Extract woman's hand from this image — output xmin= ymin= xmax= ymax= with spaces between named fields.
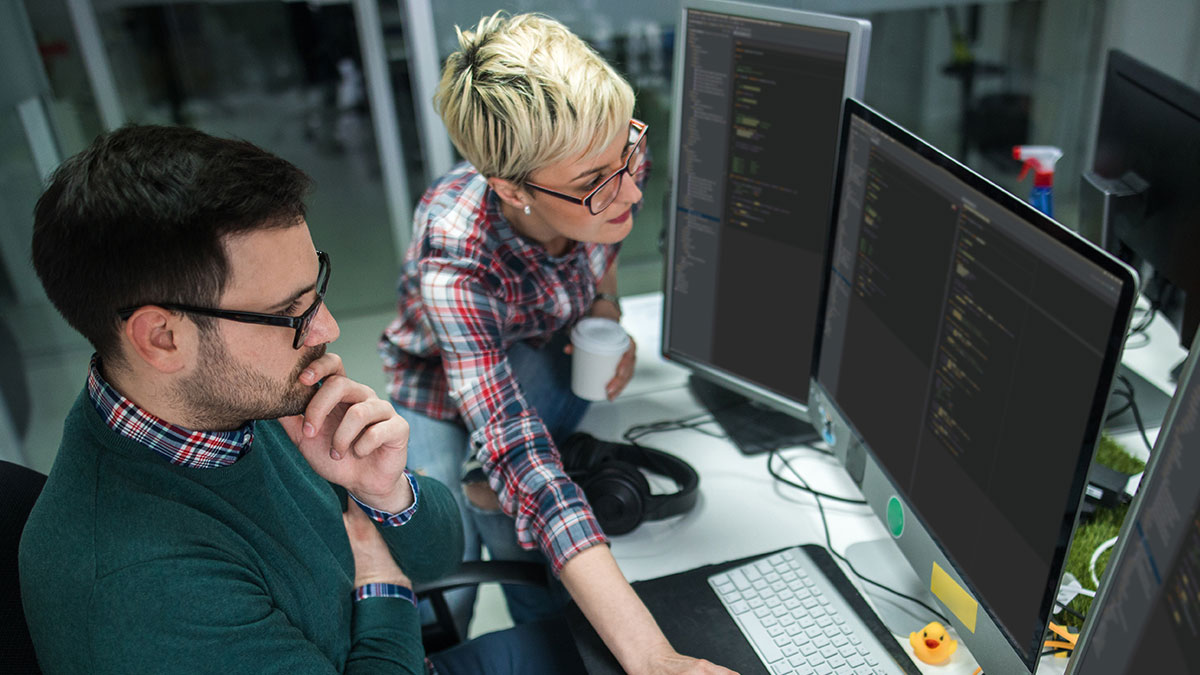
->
xmin=564 ymin=334 xmax=638 ymax=400
xmin=605 ymin=336 xmax=637 ymax=400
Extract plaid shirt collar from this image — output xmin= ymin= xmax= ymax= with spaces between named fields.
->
xmin=86 ymin=355 xmax=254 ymax=468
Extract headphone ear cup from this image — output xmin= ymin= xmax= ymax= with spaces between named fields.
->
xmin=559 ymin=432 xmax=602 ymax=474
xmin=581 ymin=460 xmax=650 ymax=536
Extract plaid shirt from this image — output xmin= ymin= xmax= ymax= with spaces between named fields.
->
xmin=380 ymin=162 xmax=621 ymax=573
xmin=86 ymin=356 xmax=418 ymax=602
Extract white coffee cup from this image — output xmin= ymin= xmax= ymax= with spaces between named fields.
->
xmin=570 ymin=317 xmax=631 ymax=401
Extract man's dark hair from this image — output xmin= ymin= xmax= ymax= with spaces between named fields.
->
xmin=32 ymin=125 xmax=313 ymax=366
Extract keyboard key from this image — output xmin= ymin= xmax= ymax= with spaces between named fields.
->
xmin=846 ymin=655 xmax=865 ymax=669
xmin=731 ymin=571 xmax=751 ymax=591
xmin=827 ymin=656 xmax=846 ymax=670
xmin=770 ymin=664 xmax=790 ymax=675
xmin=729 ymin=601 xmax=750 ymax=614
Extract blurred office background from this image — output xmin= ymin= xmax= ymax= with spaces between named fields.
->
xmin=3 ymin=0 xmax=1199 ymax=476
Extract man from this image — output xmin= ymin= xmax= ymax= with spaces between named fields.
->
xmin=18 ymin=125 xmax=579 ymax=674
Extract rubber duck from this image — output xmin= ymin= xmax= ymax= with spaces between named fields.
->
xmin=909 ymin=621 xmax=958 ymax=665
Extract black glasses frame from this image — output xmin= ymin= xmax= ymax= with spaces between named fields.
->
xmin=525 ymin=119 xmax=649 ymax=215
xmin=117 ymin=250 xmax=331 ymax=350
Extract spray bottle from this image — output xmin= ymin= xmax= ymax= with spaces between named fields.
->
xmin=1013 ymin=145 xmax=1063 ymax=218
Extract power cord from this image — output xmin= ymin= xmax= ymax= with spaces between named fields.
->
xmin=769 ymin=448 xmax=952 ymax=626
xmin=622 ymin=409 xmax=726 ymax=447
xmin=767 ymin=449 xmax=865 ymax=505
xmin=1113 ymin=374 xmax=1155 ymax=453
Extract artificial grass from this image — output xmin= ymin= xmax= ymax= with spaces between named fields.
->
xmin=1058 ymin=433 xmax=1147 ymax=629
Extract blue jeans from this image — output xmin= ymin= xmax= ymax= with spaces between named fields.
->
xmin=396 ymin=334 xmax=588 ymax=635
xmin=427 ymin=617 xmax=585 ymax=675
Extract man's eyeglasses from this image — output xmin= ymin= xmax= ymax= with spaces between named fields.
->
xmin=525 ymin=119 xmax=648 ymax=216
xmin=117 ymin=250 xmax=331 ymax=350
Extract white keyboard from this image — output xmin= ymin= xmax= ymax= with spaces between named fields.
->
xmin=708 ymin=547 xmax=908 ymax=675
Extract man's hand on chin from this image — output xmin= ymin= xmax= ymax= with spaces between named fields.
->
xmin=279 ymin=352 xmax=413 ymax=514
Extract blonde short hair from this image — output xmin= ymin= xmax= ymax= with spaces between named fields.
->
xmin=434 ymin=12 xmax=635 ymax=183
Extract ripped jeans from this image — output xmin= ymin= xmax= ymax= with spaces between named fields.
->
xmin=393 ymin=333 xmax=588 ymax=636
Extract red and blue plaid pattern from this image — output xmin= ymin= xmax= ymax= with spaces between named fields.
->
xmin=380 ymin=163 xmax=621 ymax=573
xmin=352 ymin=583 xmax=417 ymax=606
xmin=350 ymin=476 xmax=420 ymax=528
xmin=87 ymin=356 xmax=252 ymax=468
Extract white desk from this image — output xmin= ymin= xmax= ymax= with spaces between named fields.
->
xmin=575 ymin=291 xmax=1181 ymax=675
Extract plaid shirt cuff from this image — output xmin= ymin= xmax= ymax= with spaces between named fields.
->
xmin=353 ymin=583 xmax=417 ymax=605
xmin=350 ymin=471 xmax=420 ymax=526
xmin=537 ymin=489 xmax=609 ymax=575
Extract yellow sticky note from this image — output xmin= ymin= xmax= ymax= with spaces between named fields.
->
xmin=930 ymin=562 xmax=979 ymax=633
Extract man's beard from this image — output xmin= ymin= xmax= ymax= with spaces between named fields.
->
xmin=174 ymin=333 xmax=327 ymax=430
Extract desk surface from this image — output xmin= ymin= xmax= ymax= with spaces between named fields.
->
xmin=572 ymin=292 xmax=1182 ymax=675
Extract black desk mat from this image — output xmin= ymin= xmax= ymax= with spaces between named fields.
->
xmin=566 ymin=545 xmax=921 ymax=674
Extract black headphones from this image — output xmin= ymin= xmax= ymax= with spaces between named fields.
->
xmin=559 ymin=432 xmax=699 ymax=536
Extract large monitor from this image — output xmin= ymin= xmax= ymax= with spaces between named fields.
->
xmin=1081 ymin=49 xmax=1200 ymax=355
xmin=662 ymin=0 xmax=870 ymax=450
xmin=809 ymin=100 xmax=1137 ymax=673
xmin=1065 ymin=330 xmax=1200 ymax=674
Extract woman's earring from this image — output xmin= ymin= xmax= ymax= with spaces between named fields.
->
xmin=523 ymin=204 xmax=531 ymax=215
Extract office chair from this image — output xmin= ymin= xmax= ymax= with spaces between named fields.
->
xmin=415 ymin=559 xmax=550 ymax=653
xmin=1 ymin=460 xmax=47 ymax=674
xmin=0 ymin=457 xmax=544 ymax=663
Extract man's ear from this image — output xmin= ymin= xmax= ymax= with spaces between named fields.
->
xmin=486 ymin=176 xmax=530 ymax=211
xmin=122 ymin=306 xmax=192 ymax=374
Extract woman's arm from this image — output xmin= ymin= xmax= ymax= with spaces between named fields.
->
xmin=561 ymin=546 xmax=737 ymax=675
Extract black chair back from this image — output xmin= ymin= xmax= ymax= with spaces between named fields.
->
xmin=1 ymin=460 xmax=47 ymax=674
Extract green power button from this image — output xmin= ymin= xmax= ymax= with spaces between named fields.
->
xmin=887 ymin=496 xmax=904 ymax=537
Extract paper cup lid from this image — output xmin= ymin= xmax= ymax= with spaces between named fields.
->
xmin=570 ymin=317 xmax=630 ymax=355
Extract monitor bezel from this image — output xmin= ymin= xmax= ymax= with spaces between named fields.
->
xmin=809 ymin=98 xmax=1138 ymax=673
xmin=1065 ymin=328 xmax=1200 ymax=674
xmin=660 ymin=0 xmax=871 ymax=417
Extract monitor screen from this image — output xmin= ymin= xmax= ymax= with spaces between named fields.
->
xmin=1090 ymin=49 xmax=1200 ymax=349
xmin=662 ymin=0 xmax=869 ymax=416
xmin=1066 ymin=331 xmax=1200 ymax=674
xmin=810 ymin=100 xmax=1137 ymax=673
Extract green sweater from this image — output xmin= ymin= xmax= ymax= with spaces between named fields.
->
xmin=20 ymin=391 xmax=463 ymax=674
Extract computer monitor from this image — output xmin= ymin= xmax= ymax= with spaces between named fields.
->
xmin=1065 ymin=330 xmax=1200 ymax=674
xmin=808 ymin=99 xmax=1137 ymax=673
xmin=661 ymin=0 xmax=870 ymax=453
xmin=1081 ymin=49 xmax=1200 ymax=354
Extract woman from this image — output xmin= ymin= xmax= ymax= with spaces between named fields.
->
xmin=380 ymin=11 xmax=733 ymax=675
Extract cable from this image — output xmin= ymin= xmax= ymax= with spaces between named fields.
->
xmin=767 ymin=450 xmax=864 ymax=504
xmin=622 ymin=409 xmax=725 ymax=447
xmin=1054 ymin=602 xmax=1087 ymax=623
xmin=771 ymin=449 xmax=951 ymax=625
xmin=1114 ymin=374 xmax=1155 ymax=453
xmin=1126 ymin=304 xmax=1157 ymax=338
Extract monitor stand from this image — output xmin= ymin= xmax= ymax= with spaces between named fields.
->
xmin=1105 ymin=363 xmax=1173 ymax=435
xmin=688 ymin=374 xmax=821 ymax=455
xmin=843 ymin=538 xmax=942 ymax=637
